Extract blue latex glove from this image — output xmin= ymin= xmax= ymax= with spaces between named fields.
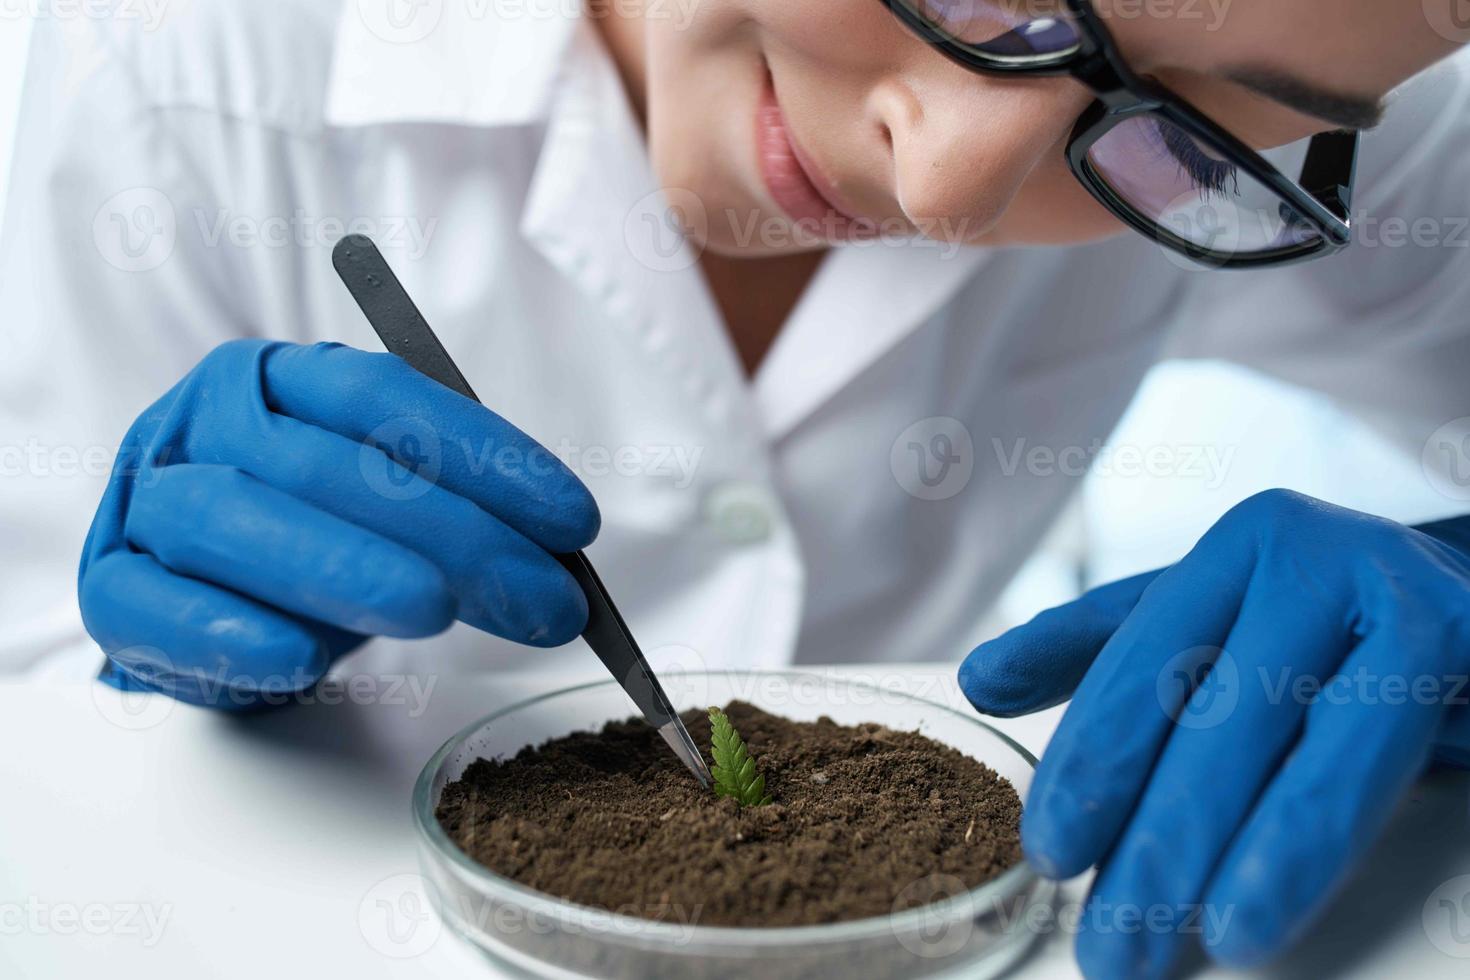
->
xmin=81 ymin=340 xmax=599 ymax=709
xmin=959 ymin=490 xmax=1470 ymax=978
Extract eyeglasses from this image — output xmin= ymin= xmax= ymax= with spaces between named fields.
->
xmin=879 ymin=0 xmax=1358 ymax=268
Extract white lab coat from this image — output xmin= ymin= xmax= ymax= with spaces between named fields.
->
xmin=3 ymin=0 xmax=1469 ymax=682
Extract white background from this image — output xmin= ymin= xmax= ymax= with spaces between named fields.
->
xmin=0 ymin=14 xmax=29 ymax=233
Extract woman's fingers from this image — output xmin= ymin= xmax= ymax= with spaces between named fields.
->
xmin=198 ymin=412 xmax=590 ymax=646
xmin=253 ymin=340 xmax=601 ymax=553
xmin=1022 ymin=516 xmax=1260 ymax=879
xmin=100 ymin=341 xmax=594 ymax=647
xmin=78 ymin=339 xmax=603 ymax=716
xmin=959 ymin=568 xmax=1163 ymax=718
xmin=1203 ymin=597 xmax=1458 ymax=968
xmin=1074 ymin=566 xmax=1354 ymax=979
xmin=125 ymin=464 xmax=456 ymax=638
xmin=1020 ymin=496 xmax=1470 ymax=972
xmin=80 ymin=550 xmax=360 ymax=708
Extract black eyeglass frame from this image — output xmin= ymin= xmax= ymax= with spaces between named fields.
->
xmin=879 ymin=0 xmax=1358 ymax=268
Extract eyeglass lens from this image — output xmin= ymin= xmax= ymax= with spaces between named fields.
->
xmin=1086 ymin=117 xmax=1321 ymax=254
xmin=902 ymin=0 xmax=1082 ymax=59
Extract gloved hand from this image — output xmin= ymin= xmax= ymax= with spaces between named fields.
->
xmin=959 ymin=489 xmax=1470 ymax=978
xmin=81 ymin=340 xmax=599 ymax=709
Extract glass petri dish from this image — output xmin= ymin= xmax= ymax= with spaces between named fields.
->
xmin=413 ymin=670 xmax=1054 ymax=979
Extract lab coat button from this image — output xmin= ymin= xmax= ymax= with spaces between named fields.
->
xmin=705 ymin=482 xmax=777 ymax=544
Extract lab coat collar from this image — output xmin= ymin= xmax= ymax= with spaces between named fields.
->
xmin=324 ymin=0 xmax=577 ymax=127
xmin=755 ymin=240 xmax=991 ymax=440
xmin=518 ymin=20 xmax=767 ymax=442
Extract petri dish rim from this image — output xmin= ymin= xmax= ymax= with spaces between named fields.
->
xmin=412 ymin=669 xmax=1042 ymax=950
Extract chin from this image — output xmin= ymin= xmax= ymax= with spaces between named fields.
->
xmin=696 ymin=215 xmax=836 ymax=258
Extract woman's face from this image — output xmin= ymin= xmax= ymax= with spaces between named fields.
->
xmin=622 ymin=0 xmax=1462 ymax=256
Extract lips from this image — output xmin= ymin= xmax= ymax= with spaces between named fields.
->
xmin=755 ymin=78 xmax=874 ymax=240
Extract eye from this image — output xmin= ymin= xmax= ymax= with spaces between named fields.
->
xmin=1151 ymin=118 xmax=1240 ymax=198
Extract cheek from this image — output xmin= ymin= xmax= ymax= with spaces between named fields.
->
xmin=639 ymin=0 xmax=891 ymax=256
xmin=640 ymin=14 xmax=767 ymax=250
xmin=980 ymin=144 xmax=1128 ymax=246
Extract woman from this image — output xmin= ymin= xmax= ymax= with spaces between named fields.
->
xmin=3 ymin=0 xmax=1468 ymax=974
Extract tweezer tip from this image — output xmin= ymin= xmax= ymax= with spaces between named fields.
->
xmin=658 ymin=719 xmax=713 ymax=789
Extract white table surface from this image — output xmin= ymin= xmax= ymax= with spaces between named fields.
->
xmin=2 ymin=665 xmax=1467 ymax=979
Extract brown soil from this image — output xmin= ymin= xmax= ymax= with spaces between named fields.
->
xmin=435 ymin=701 xmax=1023 ymax=928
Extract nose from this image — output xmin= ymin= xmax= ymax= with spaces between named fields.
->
xmin=867 ymin=73 xmax=1088 ymax=239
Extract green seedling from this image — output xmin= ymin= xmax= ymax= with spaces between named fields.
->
xmin=708 ymin=706 xmax=773 ymax=807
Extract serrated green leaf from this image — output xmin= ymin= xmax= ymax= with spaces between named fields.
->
xmin=746 ymin=774 xmax=767 ymax=807
xmin=707 ymin=706 xmax=774 ymax=808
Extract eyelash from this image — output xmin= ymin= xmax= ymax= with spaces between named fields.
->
xmin=1153 ymin=119 xmax=1240 ymax=198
